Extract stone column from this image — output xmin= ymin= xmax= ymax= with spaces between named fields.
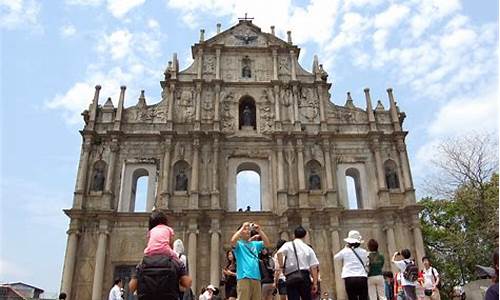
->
xmin=316 ymin=84 xmax=326 ymax=127
xmin=60 ymin=221 xmax=80 ymax=298
xmin=196 ymin=49 xmax=203 ymax=79
xmin=322 ymin=139 xmax=335 ymax=206
xmin=385 ymin=222 xmax=398 ymax=273
xmin=190 ymin=139 xmax=200 ymax=208
xmin=290 ymin=50 xmax=297 ymax=81
xmin=160 ymin=137 xmax=173 ymax=208
xmin=292 ymin=85 xmax=300 ymax=128
xmin=277 ymin=138 xmax=285 ymax=191
xmin=272 ymin=48 xmax=278 ymax=80
xmin=167 ymin=83 xmax=175 ymax=123
xmin=330 ymin=217 xmax=346 ymax=300
xmin=215 ymin=48 xmax=221 ymax=80
xmin=209 ymin=219 xmax=221 ymax=285
xmin=297 ymin=139 xmax=307 ymax=207
xmin=187 ymin=224 xmax=198 ymax=292
xmin=74 ymin=137 xmax=92 ymax=208
xmin=396 ymin=138 xmax=413 ymax=190
xmin=103 ymin=139 xmax=119 ymax=210
xmin=273 ymin=84 xmax=281 ymax=131
xmin=194 ymin=82 xmax=202 ymax=129
xmin=214 ymin=84 xmax=221 ymax=122
xmin=211 ymin=138 xmax=220 ymax=209
xmin=91 ymin=220 xmax=109 ymax=300
xmin=411 ymin=221 xmax=426 ymax=269
xmin=329 ymin=143 xmax=339 ymax=207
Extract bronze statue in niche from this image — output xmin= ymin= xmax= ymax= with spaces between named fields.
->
xmin=309 ymin=169 xmax=321 ymax=190
xmin=242 ymin=56 xmax=251 ymax=78
xmin=175 ymin=169 xmax=189 ymax=191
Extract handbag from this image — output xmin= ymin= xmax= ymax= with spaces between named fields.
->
xmin=431 ymin=268 xmax=441 ymax=289
xmin=424 ymin=289 xmax=433 ymax=296
xmin=350 ymin=247 xmax=369 ymax=273
xmin=285 ymin=241 xmax=305 ymax=285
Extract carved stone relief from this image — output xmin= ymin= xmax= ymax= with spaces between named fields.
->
xmin=176 ymin=89 xmax=195 ymax=123
xmin=280 ymin=85 xmax=293 ymax=122
xmin=203 ymin=55 xmax=215 ymax=74
xmin=298 ymin=87 xmax=319 ymax=123
xmin=259 ymin=89 xmax=274 ymax=133
xmin=221 ymin=91 xmax=236 ymax=132
xmin=202 ymin=88 xmax=214 ymax=121
xmin=279 ymin=56 xmax=290 ymax=75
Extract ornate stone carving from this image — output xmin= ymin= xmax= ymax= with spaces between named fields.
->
xmin=259 ymin=104 xmax=274 ymax=134
xmin=203 ymin=55 xmax=215 ymax=74
xmin=241 ymin=56 xmax=252 ymax=78
xmin=176 ymin=90 xmax=195 ymax=123
xmin=278 ymin=56 xmax=290 ymax=74
xmin=221 ymin=91 xmax=235 ymax=132
xmin=202 ymin=88 xmax=214 ymax=121
xmin=280 ymin=85 xmax=293 ymax=122
xmin=201 ymin=143 xmax=211 ymax=192
xmin=298 ymin=87 xmax=320 ymax=122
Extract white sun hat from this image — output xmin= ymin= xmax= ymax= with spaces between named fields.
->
xmin=344 ymin=230 xmax=364 ymax=244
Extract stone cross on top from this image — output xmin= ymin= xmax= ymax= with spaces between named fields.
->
xmin=238 ymin=13 xmax=254 ymax=21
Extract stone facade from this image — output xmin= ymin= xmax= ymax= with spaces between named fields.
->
xmin=60 ymin=20 xmax=425 ymax=300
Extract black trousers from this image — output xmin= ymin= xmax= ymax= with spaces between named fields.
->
xmin=286 ymin=270 xmax=312 ymax=300
xmin=344 ymin=277 xmax=368 ymax=300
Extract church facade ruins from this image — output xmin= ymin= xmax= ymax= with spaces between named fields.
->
xmin=60 ymin=20 xmax=425 ymax=300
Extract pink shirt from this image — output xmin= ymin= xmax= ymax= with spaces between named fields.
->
xmin=144 ymin=224 xmax=176 ymax=257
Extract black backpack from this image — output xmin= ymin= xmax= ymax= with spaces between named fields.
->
xmin=137 ymin=255 xmax=179 ymax=300
xmin=403 ymin=260 xmax=419 ymax=282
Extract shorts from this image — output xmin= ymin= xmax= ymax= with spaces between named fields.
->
xmin=278 ymin=279 xmax=287 ymax=295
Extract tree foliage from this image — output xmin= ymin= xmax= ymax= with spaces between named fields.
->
xmin=419 ymin=133 xmax=498 ymax=299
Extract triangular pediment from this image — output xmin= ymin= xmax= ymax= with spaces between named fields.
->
xmin=203 ymin=21 xmax=294 ymax=49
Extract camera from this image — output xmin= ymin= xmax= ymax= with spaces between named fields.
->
xmin=272 ymin=288 xmax=278 ymax=296
xmin=249 ymin=223 xmax=256 ymax=231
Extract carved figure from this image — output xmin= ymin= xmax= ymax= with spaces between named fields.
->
xmin=234 ymin=33 xmax=258 ymax=45
xmin=242 ymin=105 xmax=253 ymax=126
xmin=385 ymin=168 xmax=399 ymax=189
xmin=175 ymin=169 xmax=189 ymax=191
xmin=309 ymin=169 xmax=321 ymax=190
xmin=242 ymin=56 xmax=251 ymax=78
xmin=91 ymin=168 xmax=105 ymax=191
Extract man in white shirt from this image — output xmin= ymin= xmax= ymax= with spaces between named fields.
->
xmin=276 ymin=226 xmax=319 ymax=300
xmin=108 ymin=278 xmax=123 ymax=300
xmin=392 ymin=249 xmax=417 ymax=300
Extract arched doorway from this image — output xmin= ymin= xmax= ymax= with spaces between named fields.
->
xmin=236 ymin=162 xmax=261 ymax=211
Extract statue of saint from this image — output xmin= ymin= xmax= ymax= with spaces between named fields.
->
xmin=242 ymin=65 xmax=251 ymax=78
xmin=242 ymin=105 xmax=253 ymax=126
xmin=385 ymin=168 xmax=399 ymax=189
xmin=175 ymin=169 xmax=189 ymax=191
xmin=309 ymin=169 xmax=321 ymax=190
xmin=91 ymin=168 xmax=105 ymax=191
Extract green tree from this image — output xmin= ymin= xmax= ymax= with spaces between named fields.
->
xmin=419 ymin=134 xmax=498 ymax=299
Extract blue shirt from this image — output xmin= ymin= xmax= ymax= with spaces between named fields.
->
xmin=234 ymin=240 xmax=264 ymax=280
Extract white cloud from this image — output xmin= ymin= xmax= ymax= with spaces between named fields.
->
xmin=60 ymin=24 xmax=77 ymax=37
xmin=65 ymin=0 xmax=102 ymax=6
xmin=107 ymin=0 xmax=145 ymax=18
xmin=0 ymin=0 xmax=41 ymax=30
xmin=98 ymin=29 xmax=133 ymax=60
xmin=374 ymin=4 xmax=409 ymax=30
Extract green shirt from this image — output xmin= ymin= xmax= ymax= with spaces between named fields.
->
xmin=368 ymin=251 xmax=384 ymax=276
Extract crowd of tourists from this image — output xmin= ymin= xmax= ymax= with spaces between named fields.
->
xmin=102 ymin=210 xmax=498 ymax=300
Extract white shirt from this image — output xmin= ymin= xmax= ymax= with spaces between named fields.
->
xmin=393 ymin=259 xmax=416 ymax=286
xmin=277 ymin=239 xmax=319 ymax=275
xmin=333 ymin=246 xmax=369 ymax=278
xmin=423 ymin=266 xmax=439 ymax=289
xmin=108 ymin=285 xmax=122 ymax=300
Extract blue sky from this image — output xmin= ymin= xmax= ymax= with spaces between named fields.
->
xmin=0 ymin=0 xmax=498 ymax=296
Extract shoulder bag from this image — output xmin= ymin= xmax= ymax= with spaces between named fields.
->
xmin=284 ymin=241 xmax=306 ymax=285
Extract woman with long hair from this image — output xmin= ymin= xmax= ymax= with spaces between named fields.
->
xmin=222 ymin=249 xmax=237 ymax=300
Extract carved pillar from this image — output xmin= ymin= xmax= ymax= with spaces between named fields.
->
xmin=370 ymin=137 xmax=389 ymax=206
xmin=277 ymin=138 xmax=285 ymax=190
xmin=103 ymin=139 xmax=119 ymax=209
xmin=290 ymin=50 xmax=297 ymax=81
xmin=190 ymin=139 xmax=200 ymax=208
xmin=196 ymin=49 xmax=203 ymax=79
xmin=194 ymin=82 xmax=202 ymax=129
xmin=211 ymin=138 xmax=220 ymax=209
xmin=322 ymin=139 xmax=335 ymax=206
xmin=60 ymin=220 xmax=80 ymax=297
xmin=88 ymin=85 xmax=101 ymax=131
xmin=396 ymin=138 xmax=413 ymax=191
xmin=411 ymin=220 xmax=426 ymax=269
xmin=292 ymin=84 xmax=300 ymax=129
xmin=330 ymin=216 xmax=346 ymax=300
xmin=316 ymin=84 xmax=327 ymax=129
xmin=214 ymin=84 xmax=221 ymax=122
xmin=160 ymin=137 xmax=173 ymax=208
xmin=74 ymin=136 xmax=92 ymax=208
xmin=91 ymin=220 xmax=109 ymax=300
xmin=209 ymin=218 xmax=221 ymax=286
xmin=215 ymin=48 xmax=221 ymax=80
xmin=167 ymin=83 xmax=175 ymax=123
xmin=384 ymin=221 xmax=398 ymax=273
xmin=285 ymin=142 xmax=296 ymax=195
xmin=113 ymin=86 xmax=126 ymax=131
xmin=187 ymin=223 xmax=198 ymax=292
xmin=297 ymin=139 xmax=307 ymax=207
xmin=272 ymin=48 xmax=278 ymax=80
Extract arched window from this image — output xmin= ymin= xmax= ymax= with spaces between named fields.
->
xmin=236 ymin=163 xmax=261 ymax=211
xmin=345 ymin=168 xmax=363 ymax=209
xmin=172 ymin=160 xmax=191 ymax=192
xmin=305 ymin=160 xmax=322 ymax=190
xmin=384 ymin=159 xmax=400 ymax=190
xmin=90 ymin=160 xmax=107 ymax=192
xmin=131 ymin=168 xmax=149 ymax=212
xmin=239 ymin=96 xmax=256 ymax=130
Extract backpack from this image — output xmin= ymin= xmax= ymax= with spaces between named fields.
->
xmin=137 ymin=255 xmax=179 ymax=300
xmin=403 ymin=260 xmax=419 ymax=282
